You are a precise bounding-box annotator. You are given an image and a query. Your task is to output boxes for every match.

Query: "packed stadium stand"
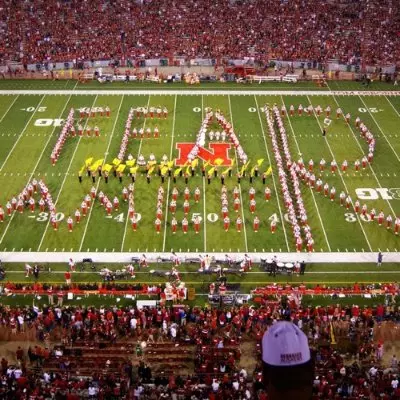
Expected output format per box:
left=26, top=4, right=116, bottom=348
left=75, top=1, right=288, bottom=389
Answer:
left=0, top=299, right=400, bottom=398
left=0, top=0, right=399, bottom=66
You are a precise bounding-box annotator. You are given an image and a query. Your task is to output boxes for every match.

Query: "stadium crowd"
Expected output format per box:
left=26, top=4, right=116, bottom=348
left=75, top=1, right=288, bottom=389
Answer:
left=0, top=297, right=400, bottom=398
left=0, top=0, right=399, bottom=66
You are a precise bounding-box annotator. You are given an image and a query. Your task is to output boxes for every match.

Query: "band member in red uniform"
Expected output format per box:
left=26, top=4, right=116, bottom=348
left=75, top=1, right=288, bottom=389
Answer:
left=325, top=106, right=331, bottom=117
left=67, top=216, right=73, bottom=232
left=296, top=237, right=302, bottom=252
left=131, top=215, right=137, bottom=231
left=171, top=217, right=177, bottom=234
left=29, top=197, right=35, bottom=212
left=223, top=216, right=230, bottom=232
left=250, top=199, right=256, bottom=213
left=346, top=196, right=351, bottom=210
left=394, top=217, right=400, bottom=235
left=270, top=220, right=276, bottom=233
left=183, top=200, right=189, bottom=215
left=234, top=197, right=240, bottom=212
left=75, top=208, right=81, bottom=224
left=184, top=187, right=190, bottom=201
left=386, top=215, right=393, bottom=230
left=155, top=217, right=161, bottom=234
left=330, top=187, right=336, bottom=201
left=378, top=211, right=384, bottom=226
left=236, top=216, right=242, bottom=232
left=264, top=187, right=271, bottom=201
left=370, top=208, right=376, bottom=221
left=194, top=187, right=200, bottom=203
left=194, top=216, right=200, bottom=234
left=324, top=183, right=329, bottom=197
left=170, top=200, right=176, bottom=215
left=253, top=216, right=260, bottom=232
left=182, top=217, right=188, bottom=234
left=330, top=160, right=337, bottom=174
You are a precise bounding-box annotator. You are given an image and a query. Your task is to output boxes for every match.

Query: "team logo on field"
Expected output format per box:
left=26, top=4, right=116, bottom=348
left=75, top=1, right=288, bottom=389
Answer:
left=175, top=143, right=234, bottom=166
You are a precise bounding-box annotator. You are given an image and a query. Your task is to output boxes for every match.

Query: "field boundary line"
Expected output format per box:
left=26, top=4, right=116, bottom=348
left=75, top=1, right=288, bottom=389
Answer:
left=282, top=96, right=332, bottom=252
left=37, top=95, right=99, bottom=251
left=1, top=90, right=400, bottom=96
left=120, top=96, right=151, bottom=251
left=0, top=251, right=398, bottom=263
left=306, top=95, right=373, bottom=251
left=0, top=94, right=19, bottom=124
left=358, top=95, right=400, bottom=163
left=329, top=95, right=397, bottom=217
left=254, top=96, right=290, bottom=252
left=79, top=95, right=125, bottom=251
left=0, top=95, right=46, bottom=172
left=162, top=95, right=177, bottom=252
left=228, top=94, right=248, bottom=252
left=0, top=94, right=73, bottom=246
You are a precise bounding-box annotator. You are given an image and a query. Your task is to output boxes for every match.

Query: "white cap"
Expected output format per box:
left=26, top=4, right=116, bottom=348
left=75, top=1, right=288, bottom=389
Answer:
left=262, top=321, right=310, bottom=366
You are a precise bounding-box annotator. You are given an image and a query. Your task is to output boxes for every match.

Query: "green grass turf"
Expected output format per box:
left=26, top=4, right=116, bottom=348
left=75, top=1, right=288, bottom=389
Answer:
left=0, top=78, right=398, bottom=92
left=0, top=89, right=399, bottom=253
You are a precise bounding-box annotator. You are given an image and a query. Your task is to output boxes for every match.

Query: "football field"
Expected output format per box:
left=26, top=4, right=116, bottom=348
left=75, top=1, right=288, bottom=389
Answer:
left=0, top=82, right=399, bottom=257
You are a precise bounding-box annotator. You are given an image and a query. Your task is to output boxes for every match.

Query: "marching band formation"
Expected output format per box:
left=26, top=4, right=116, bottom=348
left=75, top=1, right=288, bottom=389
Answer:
left=51, top=107, right=110, bottom=166
left=187, top=108, right=248, bottom=165
left=1, top=102, right=399, bottom=246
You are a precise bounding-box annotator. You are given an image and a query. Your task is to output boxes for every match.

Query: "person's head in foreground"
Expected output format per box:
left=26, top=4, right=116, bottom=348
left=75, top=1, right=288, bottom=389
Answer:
left=262, top=321, right=314, bottom=400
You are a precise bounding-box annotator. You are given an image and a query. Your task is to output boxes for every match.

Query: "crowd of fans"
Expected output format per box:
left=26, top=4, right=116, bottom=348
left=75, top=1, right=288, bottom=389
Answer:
left=0, top=297, right=400, bottom=398
left=0, top=0, right=399, bottom=67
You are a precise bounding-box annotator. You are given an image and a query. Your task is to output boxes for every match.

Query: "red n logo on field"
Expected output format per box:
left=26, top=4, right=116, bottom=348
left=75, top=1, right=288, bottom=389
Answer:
left=175, top=143, right=233, bottom=166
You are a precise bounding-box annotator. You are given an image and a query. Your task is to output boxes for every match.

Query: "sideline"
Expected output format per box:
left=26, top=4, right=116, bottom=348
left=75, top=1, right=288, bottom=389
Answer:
left=0, top=90, right=399, bottom=96
left=0, top=251, right=398, bottom=263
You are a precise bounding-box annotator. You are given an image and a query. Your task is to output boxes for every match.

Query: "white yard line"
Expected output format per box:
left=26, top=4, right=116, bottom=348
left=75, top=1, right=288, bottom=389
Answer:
left=358, top=95, right=400, bottom=163
left=201, top=95, right=207, bottom=252
left=37, top=95, right=99, bottom=251
left=0, top=95, right=46, bottom=172
left=385, top=95, right=400, bottom=119
left=2, top=89, right=399, bottom=97
left=0, top=94, right=73, bottom=246
left=79, top=95, right=125, bottom=251
left=162, top=95, right=178, bottom=252
left=328, top=95, right=397, bottom=217
left=282, top=96, right=332, bottom=252
left=120, top=96, right=152, bottom=251
left=0, top=95, right=19, bottom=124
left=307, top=95, right=373, bottom=251
left=254, top=96, right=290, bottom=252
left=228, top=94, right=248, bottom=252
